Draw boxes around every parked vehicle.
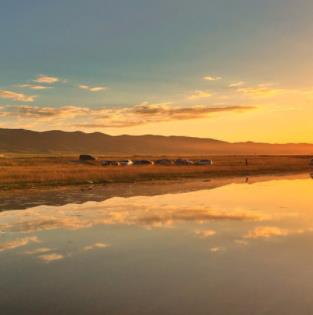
[133,159,154,165]
[117,160,133,166]
[101,160,120,166]
[79,154,96,161]
[174,159,194,165]
[154,159,173,165]
[194,159,213,166]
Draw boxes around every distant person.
[245,158,248,166]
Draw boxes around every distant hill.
[1,128,313,155]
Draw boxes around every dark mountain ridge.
[1,128,313,155]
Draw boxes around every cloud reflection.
[244,226,313,240]
[0,236,40,252]
[245,226,289,239]
[210,247,225,253]
[38,253,64,262]
[195,229,216,238]
[0,198,267,234]
[25,247,52,255]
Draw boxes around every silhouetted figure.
[245,158,248,166]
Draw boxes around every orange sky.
[1,0,313,143]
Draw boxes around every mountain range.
[1,128,313,155]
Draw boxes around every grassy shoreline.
[0,155,312,190]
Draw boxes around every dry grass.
[0,155,312,190]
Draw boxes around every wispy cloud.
[0,90,36,102]
[0,236,40,252]
[188,90,212,100]
[18,84,51,90]
[83,242,111,251]
[237,85,284,97]
[203,75,222,81]
[11,105,89,118]
[79,84,107,92]
[34,75,59,84]
[229,81,245,88]
[0,103,255,130]
[76,104,255,128]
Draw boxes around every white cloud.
[237,85,284,97]
[188,90,212,100]
[83,242,111,251]
[18,84,51,90]
[79,84,107,92]
[203,75,222,81]
[229,81,245,88]
[0,90,36,102]
[34,75,59,84]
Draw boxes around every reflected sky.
[1,175,313,314]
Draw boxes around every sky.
[1,0,313,143]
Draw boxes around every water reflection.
[1,173,313,314]
[0,173,308,211]
[1,174,313,256]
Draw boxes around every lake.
[1,174,313,314]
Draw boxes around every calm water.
[1,174,313,314]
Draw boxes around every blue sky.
[1,0,313,142]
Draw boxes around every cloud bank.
[0,103,255,130]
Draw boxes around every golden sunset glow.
[0,1,312,143]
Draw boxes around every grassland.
[0,155,312,190]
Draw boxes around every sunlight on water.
[1,174,313,314]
